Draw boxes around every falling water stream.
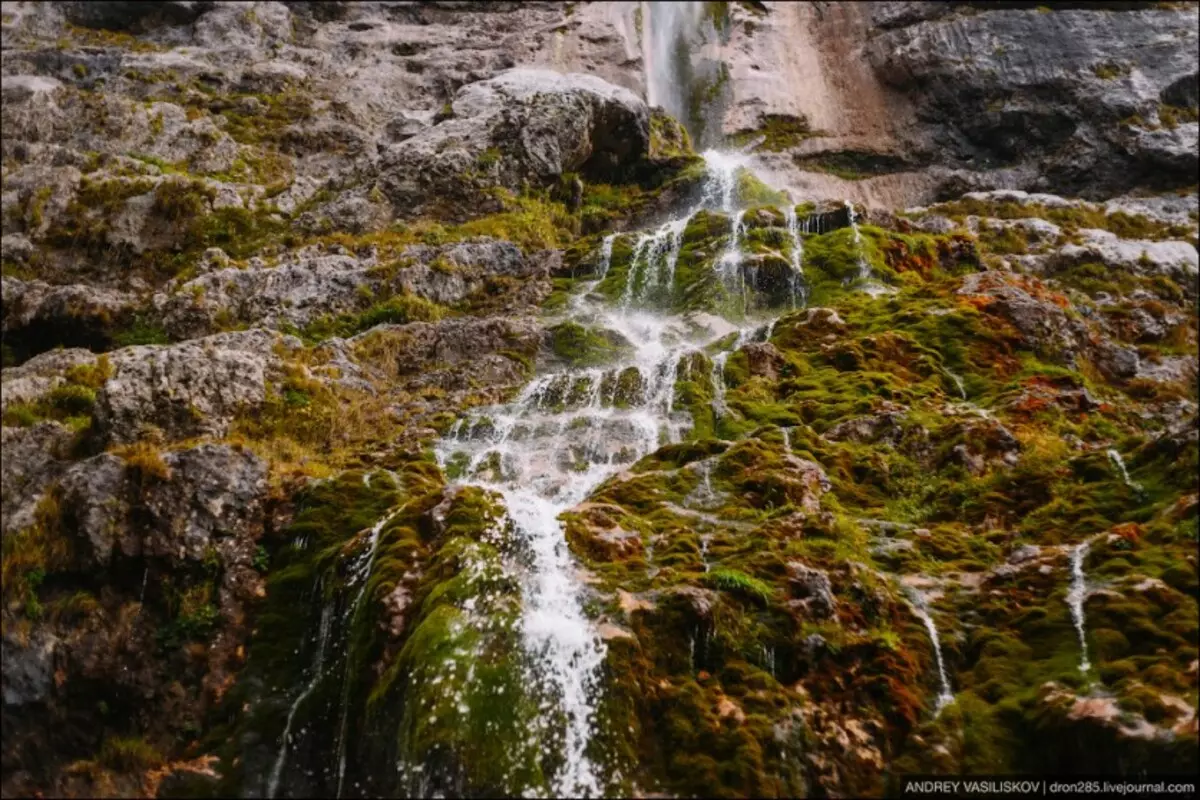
[1067,542,1092,674]
[268,602,336,799]
[433,149,789,795]
[906,590,955,712]
[1106,448,1142,493]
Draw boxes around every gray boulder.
[379,68,650,221]
[95,329,295,445]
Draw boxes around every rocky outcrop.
[157,238,541,338]
[379,68,651,221]
[95,329,294,444]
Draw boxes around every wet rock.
[58,453,132,566]
[824,407,907,446]
[58,444,267,567]
[1,277,140,361]
[958,271,1085,356]
[669,586,718,620]
[739,341,785,380]
[786,562,837,618]
[1056,229,1199,288]
[0,422,74,534]
[780,455,832,514]
[60,1,213,31]
[866,5,1200,197]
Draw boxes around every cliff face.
[1,2,1197,798]
[707,1,1199,206]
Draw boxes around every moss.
[729,114,813,153]
[704,568,773,606]
[1092,61,1130,80]
[112,317,172,347]
[1,488,72,613]
[1,355,111,430]
[300,292,446,342]
[548,321,630,367]
[98,736,164,771]
[650,109,695,160]
[793,150,912,181]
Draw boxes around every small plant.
[120,440,172,483]
[704,568,773,605]
[98,737,163,771]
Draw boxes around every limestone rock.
[379,68,650,221]
[95,329,296,445]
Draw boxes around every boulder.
[379,69,650,221]
[95,329,296,445]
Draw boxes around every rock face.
[96,329,291,444]
[380,68,651,219]
[158,238,542,338]
[692,2,1199,206]
[1,2,1198,799]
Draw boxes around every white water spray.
[1067,542,1091,674]
[433,151,798,794]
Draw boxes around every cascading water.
[268,601,335,799]
[332,507,404,798]
[945,369,967,400]
[644,2,706,131]
[1106,448,1142,493]
[845,200,870,281]
[433,150,793,795]
[907,590,954,712]
[1067,542,1092,674]
[782,204,808,309]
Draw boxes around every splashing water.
[432,150,808,794]
[268,601,336,799]
[1067,542,1091,674]
[907,590,954,712]
[845,200,870,280]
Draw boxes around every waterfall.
[268,601,335,799]
[334,507,401,798]
[782,204,807,309]
[1106,449,1142,493]
[597,233,617,280]
[845,200,871,281]
[431,148,807,795]
[945,368,967,400]
[644,2,705,130]
[1067,542,1091,674]
[907,590,954,712]
[621,218,690,309]
[781,427,792,453]
[643,2,727,146]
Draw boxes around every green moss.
[299,292,447,343]
[548,322,630,367]
[793,150,912,181]
[704,568,773,606]
[729,114,813,153]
